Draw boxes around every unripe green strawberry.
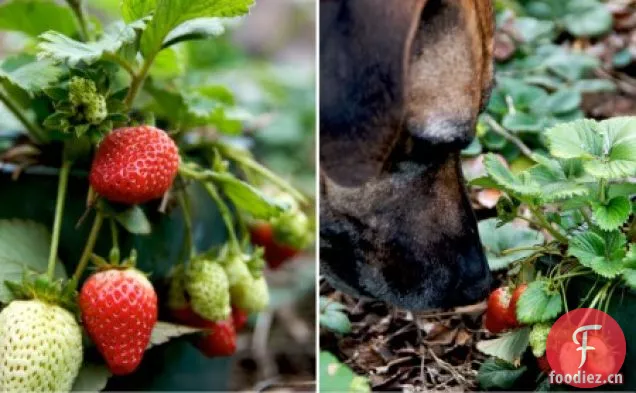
[223,253,252,298]
[272,210,312,249]
[185,258,231,321]
[233,276,270,313]
[85,95,107,124]
[0,299,83,392]
[529,323,552,358]
[69,76,98,107]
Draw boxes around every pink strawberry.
[89,125,179,204]
[79,268,158,375]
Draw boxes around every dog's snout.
[451,242,492,306]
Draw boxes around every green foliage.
[519,0,613,37]
[0,220,67,303]
[0,57,63,97]
[122,0,254,56]
[476,327,531,363]
[478,218,544,271]
[478,358,527,390]
[320,352,371,392]
[515,280,562,324]
[0,0,78,37]
[319,297,351,335]
[38,18,150,67]
[480,117,636,283]
[478,3,615,161]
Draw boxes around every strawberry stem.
[109,219,120,264]
[47,160,72,280]
[65,0,91,41]
[72,211,104,283]
[124,54,156,109]
[203,182,241,253]
[177,189,194,262]
[215,142,308,205]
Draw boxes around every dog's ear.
[405,0,495,146]
[320,0,429,186]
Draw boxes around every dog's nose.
[449,240,492,306]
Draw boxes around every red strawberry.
[89,125,179,204]
[249,222,299,269]
[484,287,514,333]
[195,318,237,357]
[232,306,249,331]
[585,336,615,375]
[508,284,527,326]
[537,355,551,374]
[79,268,158,375]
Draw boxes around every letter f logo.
[573,325,602,368]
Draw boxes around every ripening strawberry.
[79,268,158,375]
[232,306,249,331]
[89,125,179,204]
[0,300,83,392]
[167,264,192,321]
[233,276,270,313]
[249,222,299,269]
[508,283,527,326]
[195,318,237,357]
[484,287,514,333]
[185,258,231,321]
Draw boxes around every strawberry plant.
[473,117,636,389]
[467,4,616,162]
[0,0,314,390]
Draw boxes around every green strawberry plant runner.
[0,0,314,391]
[473,116,636,389]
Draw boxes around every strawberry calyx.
[89,249,139,271]
[5,272,78,313]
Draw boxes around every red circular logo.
[546,308,626,388]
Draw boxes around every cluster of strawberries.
[484,284,552,373]
[0,124,307,391]
[167,249,269,357]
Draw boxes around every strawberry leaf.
[0,57,63,97]
[591,196,632,231]
[162,17,229,49]
[37,18,149,67]
[478,218,545,271]
[476,327,531,363]
[0,0,78,37]
[478,358,527,390]
[483,154,541,197]
[129,0,255,56]
[0,220,67,303]
[115,206,152,235]
[214,174,286,219]
[584,117,636,179]
[71,362,111,392]
[568,230,626,278]
[515,280,562,324]
[148,321,204,349]
[320,351,371,393]
[623,269,636,290]
[320,298,351,334]
[545,119,603,159]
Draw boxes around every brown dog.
[320,0,495,310]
